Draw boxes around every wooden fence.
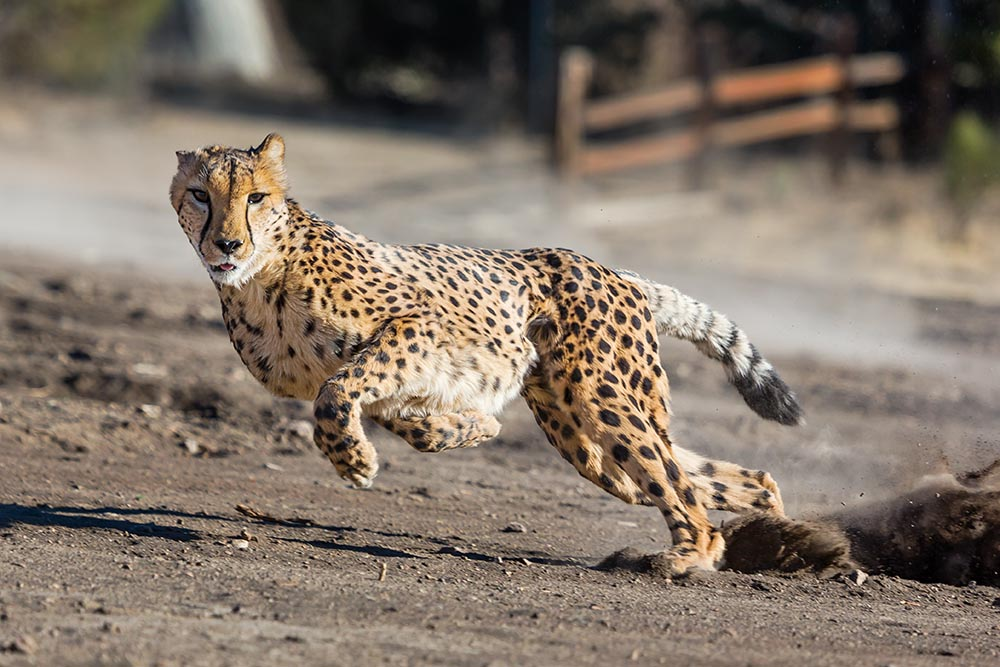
[555,46,906,182]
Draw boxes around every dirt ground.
[1,90,1000,666]
[1,256,999,667]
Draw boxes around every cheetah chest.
[220,283,365,401]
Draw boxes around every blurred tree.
[0,0,169,88]
[943,111,998,239]
[276,0,688,126]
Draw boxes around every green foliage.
[944,112,999,212]
[0,0,169,88]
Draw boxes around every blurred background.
[1,0,999,509]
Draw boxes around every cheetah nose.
[214,238,243,254]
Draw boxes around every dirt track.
[2,89,1000,665]
[1,257,1000,667]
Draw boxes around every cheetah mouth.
[212,263,236,272]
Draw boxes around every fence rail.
[556,46,906,180]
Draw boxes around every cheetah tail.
[615,270,804,426]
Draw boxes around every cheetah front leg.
[312,317,429,488]
[371,412,501,453]
[674,445,785,516]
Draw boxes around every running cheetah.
[170,134,803,576]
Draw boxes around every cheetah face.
[169,133,289,287]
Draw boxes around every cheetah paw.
[340,464,378,489]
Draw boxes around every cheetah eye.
[247,192,266,204]
[189,189,209,203]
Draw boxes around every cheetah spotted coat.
[170,134,803,576]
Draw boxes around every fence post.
[555,47,593,176]
[829,15,857,185]
[690,24,720,189]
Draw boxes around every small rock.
[232,539,250,550]
[991,597,1000,608]
[6,634,37,655]
[843,569,868,586]
[264,462,284,471]
[139,404,162,419]
[285,419,313,440]
[181,439,202,455]
[502,522,527,533]
[131,363,167,377]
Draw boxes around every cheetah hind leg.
[372,411,501,453]
[522,378,652,506]
[673,445,785,516]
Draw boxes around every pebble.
[139,404,162,419]
[264,462,284,471]
[6,634,37,655]
[844,569,868,586]
[232,539,250,550]
[131,362,168,377]
[502,522,527,533]
[285,419,314,440]
[181,439,202,455]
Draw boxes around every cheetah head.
[170,133,289,287]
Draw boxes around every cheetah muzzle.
[170,133,804,577]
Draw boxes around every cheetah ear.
[175,150,195,169]
[253,133,285,163]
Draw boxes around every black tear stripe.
[245,196,255,249]
[198,199,214,251]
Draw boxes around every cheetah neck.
[213,199,383,399]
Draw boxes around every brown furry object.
[720,513,857,575]
[837,482,1000,586]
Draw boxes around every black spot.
[700,462,716,477]
[576,448,589,464]
[638,446,657,460]
[599,410,621,427]
[683,487,697,506]
[596,384,617,398]
[648,482,665,497]
[612,444,629,462]
[626,415,647,432]
[665,459,681,482]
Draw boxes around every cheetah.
[170,134,803,576]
